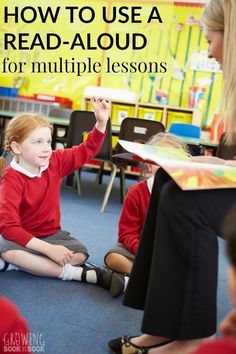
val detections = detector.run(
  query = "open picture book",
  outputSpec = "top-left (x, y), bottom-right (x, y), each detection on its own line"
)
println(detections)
top-left (116, 140), bottom-right (236, 190)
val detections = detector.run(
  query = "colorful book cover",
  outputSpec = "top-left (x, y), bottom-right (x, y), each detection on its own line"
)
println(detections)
top-left (118, 139), bottom-right (236, 190)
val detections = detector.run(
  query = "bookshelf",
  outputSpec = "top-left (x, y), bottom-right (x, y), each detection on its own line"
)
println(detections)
top-left (82, 97), bottom-right (197, 131)
top-left (0, 96), bottom-right (60, 116)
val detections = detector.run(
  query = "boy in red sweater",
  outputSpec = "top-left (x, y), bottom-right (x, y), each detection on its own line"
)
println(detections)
top-left (0, 98), bottom-right (124, 297)
top-left (104, 133), bottom-right (189, 276)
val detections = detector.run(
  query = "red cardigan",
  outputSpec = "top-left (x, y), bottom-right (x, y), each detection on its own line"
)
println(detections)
top-left (0, 127), bottom-right (105, 246)
top-left (118, 179), bottom-right (150, 255)
top-left (0, 297), bottom-right (32, 354)
top-left (192, 337), bottom-right (236, 354)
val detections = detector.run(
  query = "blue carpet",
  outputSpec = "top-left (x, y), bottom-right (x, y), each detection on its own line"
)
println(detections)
top-left (0, 171), bottom-right (230, 354)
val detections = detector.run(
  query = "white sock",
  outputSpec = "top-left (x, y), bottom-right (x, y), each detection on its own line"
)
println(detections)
top-left (58, 264), bottom-right (97, 283)
top-left (85, 269), bottom-right (97, 283)
top-left (7, 264), bottom-right (19, 271)
top-left (0, 258), bottom-right (5, 270)
top-left (59, 264), bottom-right (83, 281)
top-left (123, 276), bottom-right (129, 292)
top-left (0, 258), bottom-right (19, 271)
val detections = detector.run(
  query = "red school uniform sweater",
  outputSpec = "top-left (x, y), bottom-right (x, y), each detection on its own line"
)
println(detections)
top-left (118, 179), bottom-right (151, 255)
top-left (0, 297), bottom-right (32, 354)
top-left (191, 337), bottom-right (236, 354)
top-left (0, 127), bottom-right (105, 246)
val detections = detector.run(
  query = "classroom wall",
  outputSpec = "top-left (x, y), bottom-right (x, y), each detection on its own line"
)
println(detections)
top-left (0, 0), bottom-right (222, 127)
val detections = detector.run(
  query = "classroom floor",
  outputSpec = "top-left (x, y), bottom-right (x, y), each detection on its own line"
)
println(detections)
top-left (0, 171), bottom-right (231, 354)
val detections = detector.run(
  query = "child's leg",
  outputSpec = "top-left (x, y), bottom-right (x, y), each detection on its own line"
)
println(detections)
top-left (104, 252), bottom-right (130, 296)
top-left (105, 252), bottom-right (133, 275)
top-left (1, 250), bottom-right (126, 297)
top-left (0, 250), bottom-right (85, 273)
top-left (2, 250), bottom-right (63, 277)
top-left (68, 252), bottom-right (87, 266)
top-left (1, 250), bottom-right (100, 279)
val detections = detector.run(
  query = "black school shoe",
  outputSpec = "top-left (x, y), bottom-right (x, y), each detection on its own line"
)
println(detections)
top-left (110, 272), bottom-right (126, 298)
top-left (108, 336), bottom-right (174, 354)
top-left (96, 268), bottom-right (125, 298)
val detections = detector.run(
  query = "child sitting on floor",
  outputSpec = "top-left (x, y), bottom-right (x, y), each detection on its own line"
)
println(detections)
top-left (0, 98), bottom-right (124, 297)
top-left (104, 132), bottom-right (189, 276)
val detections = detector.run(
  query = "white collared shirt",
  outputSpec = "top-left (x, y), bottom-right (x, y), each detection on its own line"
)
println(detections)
top-left (146, 175), bottom-right (154, 193)
top-left (10, 157), bottom-right (49, 178)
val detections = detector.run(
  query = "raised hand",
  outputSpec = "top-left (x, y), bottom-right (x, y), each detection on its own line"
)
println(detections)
top-left (90, 97), bottom-right (111, 132)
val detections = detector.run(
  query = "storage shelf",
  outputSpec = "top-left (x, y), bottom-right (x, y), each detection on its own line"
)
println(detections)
top-left (82, 96), bottom-right (199, 178)
top-left (0, 96), bottom-right (60, 116)
top-left (82, 96), bottom-right (197, 130)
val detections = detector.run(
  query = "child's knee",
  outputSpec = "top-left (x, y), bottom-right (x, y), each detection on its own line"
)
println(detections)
top-left (105, 253), bottom-right (121, 269)
top-left (71, 252), bottom-right (87, 265)
top-left (1, 250), bottom-right (17, 263)
top-left (104, 252), bottom-right (113, 267)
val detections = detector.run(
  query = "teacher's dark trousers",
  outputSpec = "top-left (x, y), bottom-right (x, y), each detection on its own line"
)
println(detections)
top-left (123, 169), bottom-right (236, 339)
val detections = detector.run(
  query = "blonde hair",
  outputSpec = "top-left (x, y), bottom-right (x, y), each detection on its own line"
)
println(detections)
top-left (202, 0), bottom-right (236, 145)
top-left (141, 132), bottom-right (189, 177)
top-left (147, 132), bottom-right (189, 154)
top-left (0, 113), bottom-right (53, 176)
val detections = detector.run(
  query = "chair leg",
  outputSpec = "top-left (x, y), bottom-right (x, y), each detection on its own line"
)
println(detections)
top-left (75, 169), bottom-right (81, 195)
top-left (120, 167), bottom-right (127, 203)
top-left (95, 162), bottom-right (105, 185)
top-left (100, 163), bottom-right (117, 213)
top-left (66, 173), bottom-right (74, 187)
